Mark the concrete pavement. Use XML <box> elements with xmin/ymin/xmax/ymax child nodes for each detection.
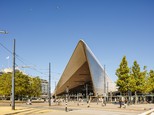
<box><xmin>0</xmin><ymin>102</ymin><xmax>153</xmax><ymax>115</ymax></box>
<box><xmin>0</xmin><ymin>106</ymin><xmax>55</xmax><ymax>115</ymax></box>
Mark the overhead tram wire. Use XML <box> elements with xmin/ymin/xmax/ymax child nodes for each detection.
<box><xmin>0</xmin><ymin>42</ymin><xmax>12</xmax><ymax>54</ymax></box>
<box><xmin>0</xmin><ymin>42</ymin><xmax>25</xmax><ymax>63</ymax></box>
<box><xmin>0</xmin><ymin>42</ymin><xmax>62</xmax><ymax>80</ymax></box>
<box><xmin>0</xmin><ymin>41</ymin><xmax>61</xmax><ymax>93</ymax></box>
<box><xmin>0</xmin><ymin>42</ymin><xmax>28</xmax><ymax>67</ymax></box>
<box><xmin>12</xmin><ymin>48</ymin><xmax>62</xmax><ymax>77</ymax></box>
<box><xmin>14</xmin><ymin>54</ymin><xmax>50</xmax><ymax>76</ymax></box>
<box><xmin>0</xmin><ymin>42</ymin><xmax>48</xmax><ymax>76</ymax></box>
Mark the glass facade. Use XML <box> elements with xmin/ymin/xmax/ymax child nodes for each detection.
<box><xmin>85</xmin><ymin>42</ymin><xmax>115</xmax><ymax>95</ymax></box>
<box><xmin>85</xmin><ymin>45</ymin><xmax>105</xmax><ymax>95</ymax></box>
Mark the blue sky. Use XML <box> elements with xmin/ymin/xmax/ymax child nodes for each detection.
<box><xmin>0</xmin><ymin>0</ymin><xmax>154</xmax><ymax>92</ymax></box>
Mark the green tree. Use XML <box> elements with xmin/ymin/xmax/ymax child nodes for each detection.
<box><xmin>29</xmin><ymin>77</ymin><xmax>41</xmax><ymax>97</ymax></box>
<box><xmin>148</xmin><ymin>70</ymin><xmax>154</xmax><ymax>93</ymax></box>
<box><xmin>116</xmin><ymin>56</ymin><xmax>130</xmax><ymax>94</ymax></box>
<box><xmin>140</xmin><ymin>66</ymin><xmax>148</xmax><ymax>94</ymax></box>
<box><xmin>15</xmin><ymin>72</ymin><xmax>31</xmax><ymax>99</ymax></box>
<box><xmin>131</xmin><ymin>61</ymin><xmax>146</xmax><ymax>93</ymax></box>
<box><xmin>127</xmin><ymin>68</ymin><xmax>136</xmax><ymax>93</ymax></box>
<box><xmin>0</xmin><ymin>72</ymin><xmax>42</xmax><ymax>99</ymax></box>
<box><xmin>131</xmin><ymin>61</ymin><xmax>147</xmax><ymax>104</ymax></box>
<box><xmin>0</xmin><ymin>73</ymin><xmax>12</xmax><ymax>97</ymax></box>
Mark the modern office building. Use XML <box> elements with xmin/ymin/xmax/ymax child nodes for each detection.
<box><xmin>54</xmin><ymin>40</ymin><xmax>116</xmax><ymax>96</ymax></box>
<box><xmin>41</xmin><ymin>79</ymin><xmax>48</xmax><ymax>97</ymax></box>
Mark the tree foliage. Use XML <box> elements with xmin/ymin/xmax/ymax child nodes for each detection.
<box><xmin>132</xmin><ymin>61</ymin><xmax>141</xmax><ymax>93</ymax></box>
<box><xmin>0</xmin><ymin>71</ymin><xmax>42</xmax><ymax>98</ymax></box>
<box><xmin>116</xmin><ymin>56</ymin><xmax>130</xmax><ymax>93</ymax></box>
<box><xmin>116</xmin><ymin>56</ymin><xmax>153</xmax><ymax>95</ymax></box>
<box><xmin>29</xmin><ymin>77</ymin><xmax>41</xmax><ymax>97</ymax></box>
<box><xmin>129</xmin><ymin>61</ymin><xmax>147</xmax><ymax>94</ymax></box>
<box><xmin>148</xmin><ymin>70</ymin><xmax>154</xmax><ymax>93</ymax></box>
<box><xmin>15</xmin><ymin>72</ymin><xmax>31</xmax><ymax>98</ymax></box>
<box><xmin>0</xmin><ymin>73</ymin><xmax>12</xmax><ymax>96</ymax></box>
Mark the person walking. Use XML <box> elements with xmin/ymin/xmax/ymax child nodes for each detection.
<box><xmin>119</xmin><ymin>97</ymin><xmax>122</xmax><ymax>108</ymax></box>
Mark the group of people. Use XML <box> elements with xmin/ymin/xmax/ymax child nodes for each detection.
<box><xmin>52</xmin><ymin>96</ymin><xmax>129</xmax><ymax>108</ymax></box>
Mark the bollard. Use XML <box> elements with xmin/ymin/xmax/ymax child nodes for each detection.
<box><xmin>101</xmin><ymin>98</ymin><xmax>104</xmax><ymax>107</ymax></box>
<box><xmin>104</xmin><ymin>101</ymin><xmax>106</xmax><ymax>106</ymax></box>
<box><xmin>101</xmin><ymin>100</ymin><xmax>104</xmax><ymax>107</ymax></box>
<box><xmin>87</xmin><ymin>100</ymin><xmax>90</xmax><ymax>108</ymax></box>
<box><xmin>65</xmin><ymin>101</ymin><xmax>67</xmax><ymax>112</ymax></box>
<box><xmin>77</xmin><ymin>101</ymin><xmax>79</xmax><ymax>106</ymax></box>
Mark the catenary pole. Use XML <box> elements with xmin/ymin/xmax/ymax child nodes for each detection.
<box><xmin>49</xmin><ymin>62</ymin><xmax>51</xmax><ymax>106</ymax></box>
<box><xmin>104</xmin><ymin>65</ymin><xmax>106</xmax><ymax>94</ymax></box>
<box><xmin>12</xmin><ymin>39</ymin><xmax>15</xmax><ymax>110</ymax></box>
<box><xmin>55</xmin><ymin>81</ymin><xmax>56</xmax><ymax>99</ymax></box>
<box><xmin>104</xmin><ymin>65</ymin><xmax>106</xmax><ymax>105</ymax></box>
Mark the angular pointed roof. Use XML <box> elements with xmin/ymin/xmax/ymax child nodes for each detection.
<box><xmin>55</xmin><ymin>40</ymin><xmax>116</xmax><ymax>96</ymax></box>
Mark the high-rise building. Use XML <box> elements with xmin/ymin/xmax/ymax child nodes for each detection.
<box><xmin>41</xmin><ymin>79</ymin><xmax>48</xmax><ymax>97</ymax></box>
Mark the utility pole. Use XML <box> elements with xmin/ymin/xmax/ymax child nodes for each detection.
<box><xmin>12</xmin><ymin>39</ymin><xmax>15</xmax><ymax>110</ymax></box>
<box><xmin>107</xmin><ymin>82</ymin><xmax>109</xmax><ymax>102</ymax></box>
<box><xmin>49</xmin><ymin>63</ymin><xmax>51</xmax><ymax>106</ymax></box>
<box><xmin>104</xmin><ymin>65</ymin><xmax>106</xmax><ymax>94</ymax></box>
<box><xmin>55</xmin><ymin>81</ymin><xmax>56</xmax><ymax>99</ymax></box>
<box><xmin>104</xmin><ymin>65</ymin><xmax>106</xmax><ymax>105</ymax></box>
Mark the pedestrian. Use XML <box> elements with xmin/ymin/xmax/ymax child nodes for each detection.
<box><xmin>104</xmin><ymin>97</ymin><xmax>106</xmax><ymax>106</ymax></box>
<box><xmin>97</xmin><ymin>93</ymin><xmax>99</xmax><ymax>105</ymax></box>
<box><xmin>101</xmin><ymin>97</ymin><xmax>104</xmax><ymax>106</ymax></box>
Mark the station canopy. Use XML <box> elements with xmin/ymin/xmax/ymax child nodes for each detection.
<box><xmin>54</xmin><ymin>40</ymin><xmax>116</xmax><ymax>96</ymax></box>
